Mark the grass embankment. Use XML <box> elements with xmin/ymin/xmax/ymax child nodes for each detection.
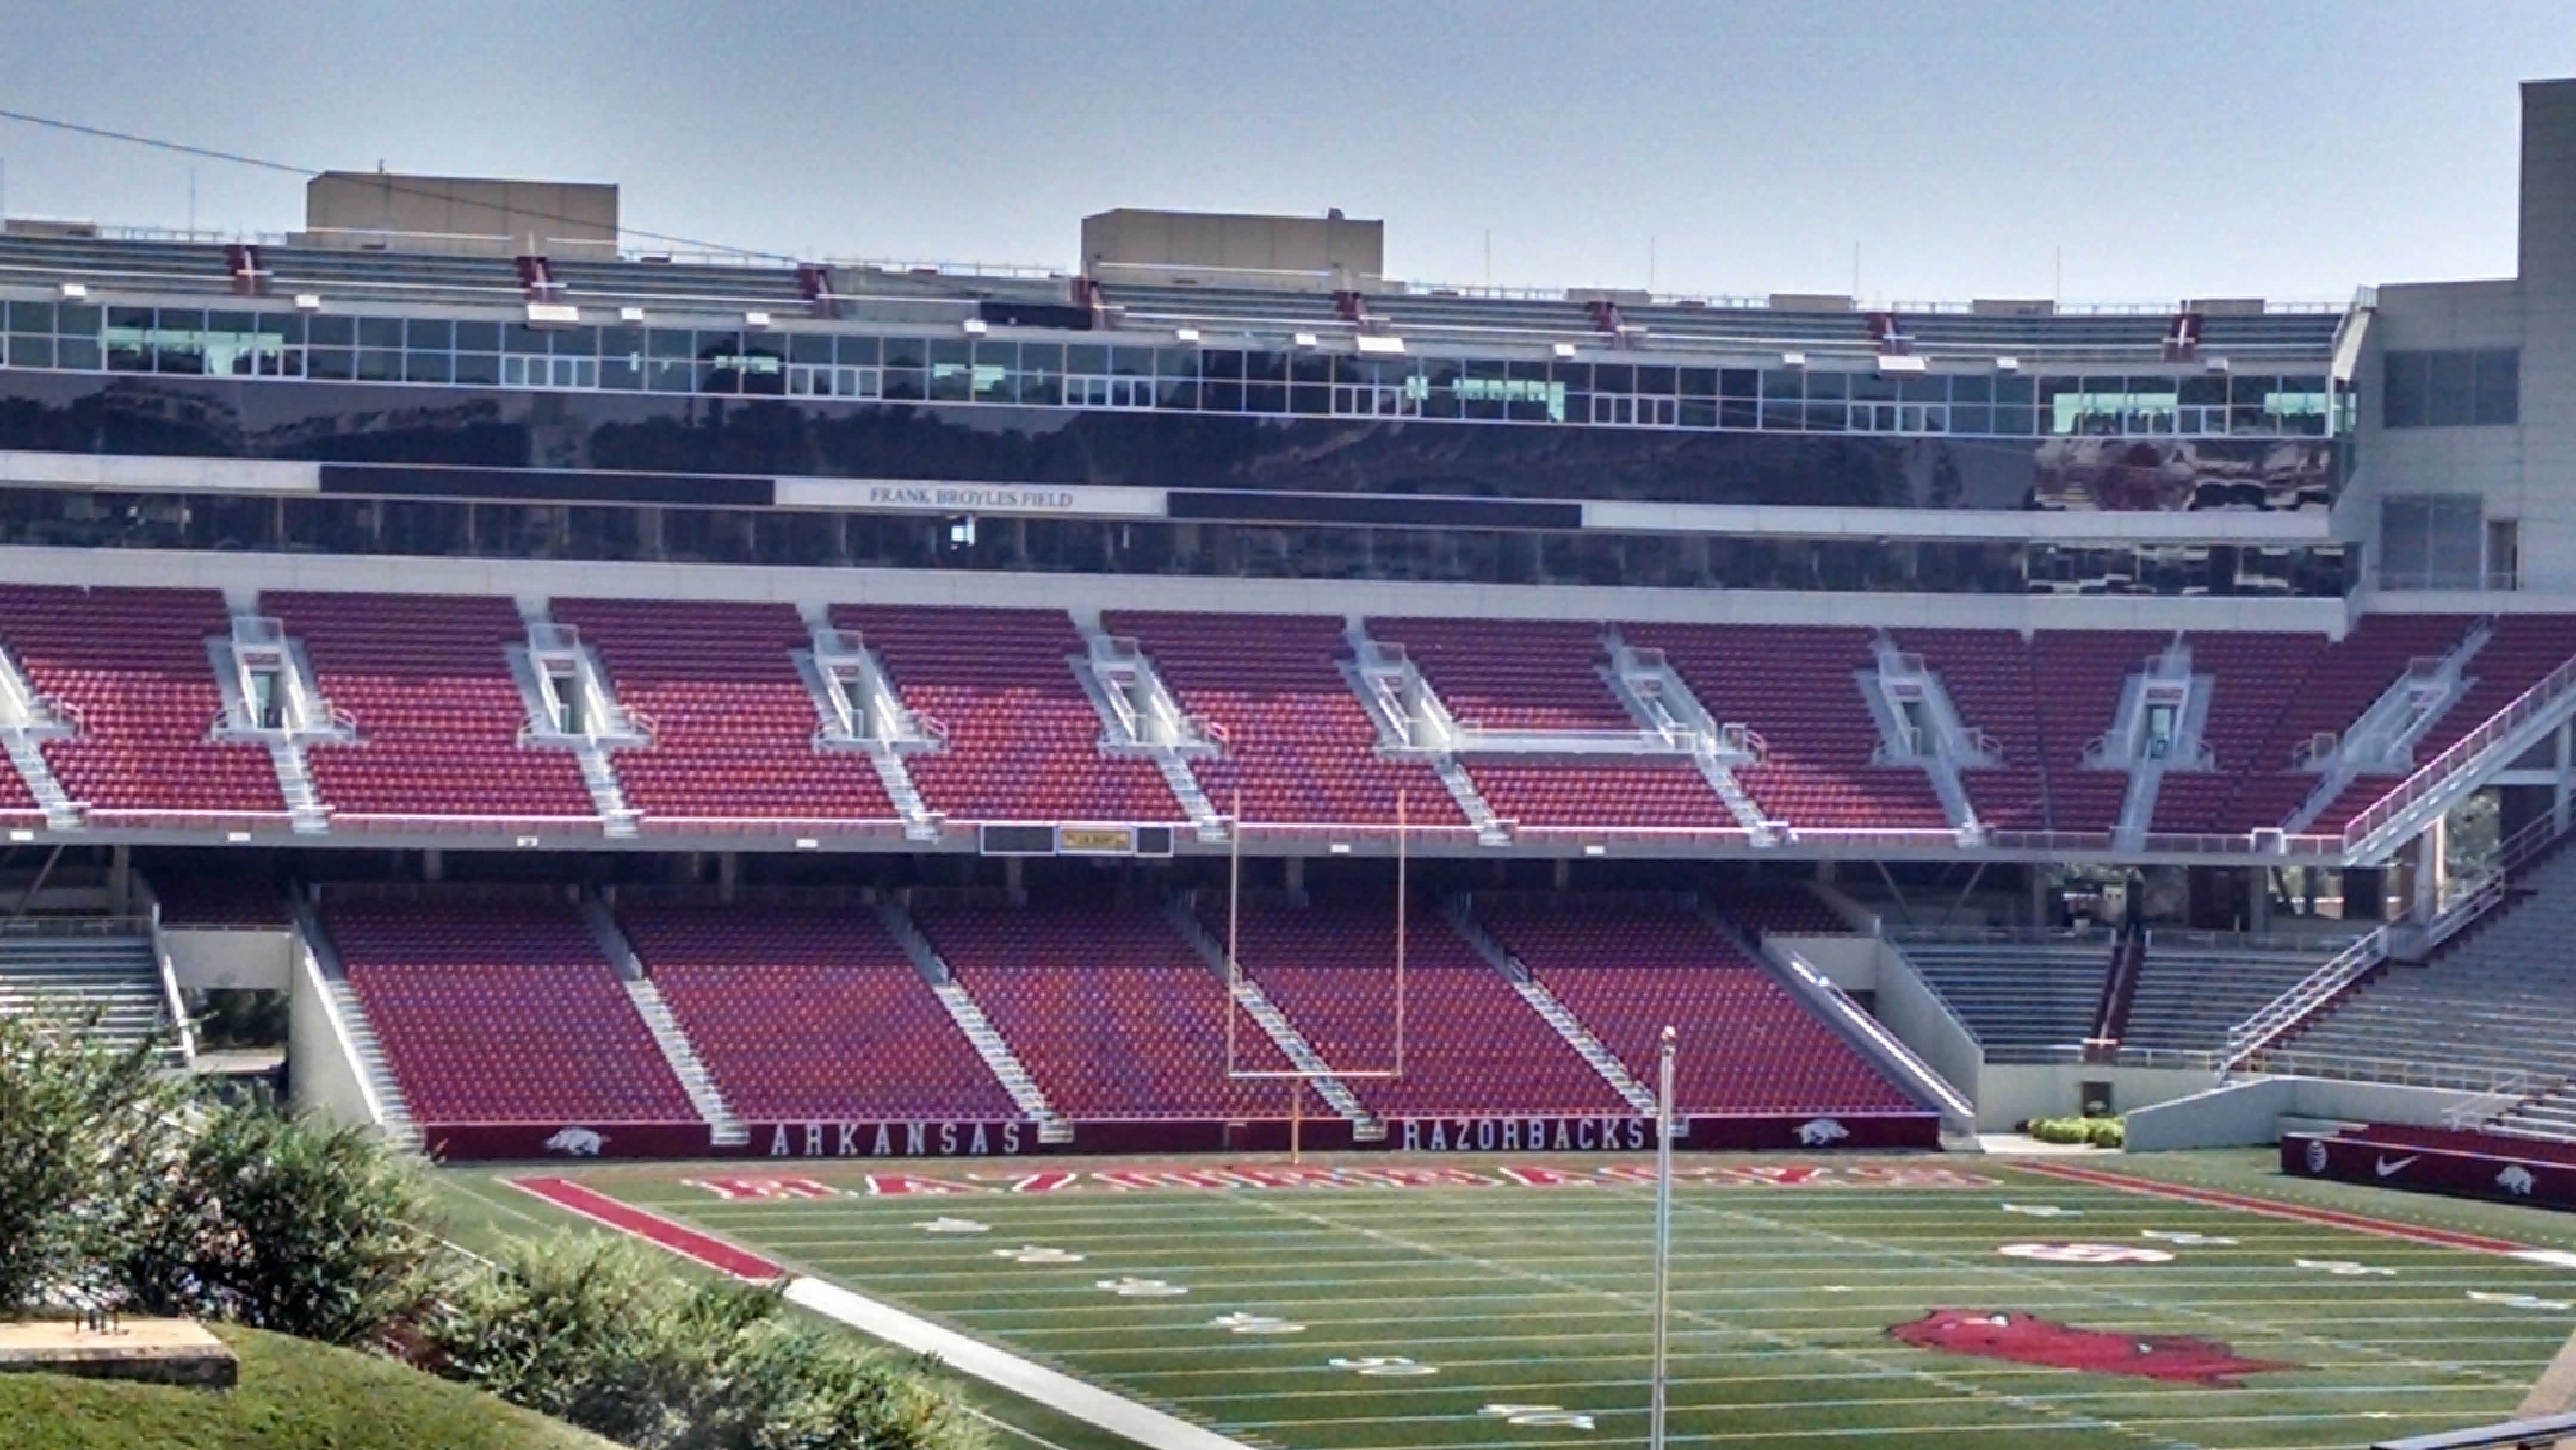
<box><xmin>2</xmin><ymin>1322</ymin><xmax>620</xmax><ymax>1450</ymax></box>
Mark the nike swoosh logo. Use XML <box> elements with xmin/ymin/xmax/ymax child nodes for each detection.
<box><xmin>2375</xmin><ymin>1155</ymin><xmax>2420</xmax><ymax>1177</ymax></box>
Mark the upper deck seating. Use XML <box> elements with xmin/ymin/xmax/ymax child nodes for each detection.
<box><xmin>1105</xmin><ymin>612</ymin><xmax>1463</xmax><ymax>828</ymax></box>
<box><xmin>0</xmin><ymin>585</ymin><xmax>283</xmax><ymax>818</ymax></box>
<box><xmin>834</xmin><ymin>607</ymin><xmax>1184</xmax><ymax>823</ymax></box>
<box><xmin>1894</xmin><ymin>628</ymin><xmax>2049</xmax><ymax>831</ymax></box>
<box><xmin>267</xmin><ymin>593</ymin><xmax>594</xmax><ymax>821</ymax></box>
<box><xmin>1623</xmin><ymin>625</ymin><xmax>1948</xmax><ymax>830</ymax></box>
<box><xmin>2147</xmin><ymin>633</ymin><xmax>2330</xmax><ymax>834</ymax></box>
<box><xmin>553</xmin><ymin>599</ymin><xmax>894</xmax><ymax>824</ymax></box>
<box><xmin>2028</xmin><ymin>631</ymin><xmax>2170</xmax><ymax>834</ymax></box>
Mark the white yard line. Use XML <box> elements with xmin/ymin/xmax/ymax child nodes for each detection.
<box><xmin>785</xmin><ymin>1277</ymin><xmax>1253</xmax><ymax>1450</ymax></box>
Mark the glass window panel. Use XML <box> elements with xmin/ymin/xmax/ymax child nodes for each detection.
<box><xmin>1950</xmin><ymin>405</ymin><xmax>1991</xmax><ymax>434</ymax></box>
<box><xmin>405</xmin><ymin>318</ymin><xmax>454</xmax><ymax>350</ymax></box>
<box><xmin>358</xmin><ymin>317</ymin><xmax>403</xmax><ymax>349</ymax></box>
<box><xmin>2472</xmin><ymin>349</ymin><xmax>2518</xmax><ymax>425</ymax></box>
<box><xmin>1760</xmin><ymin>368</ymin><xmax>1803</xmax><ymax>401</ymax></box>
<box><xmin>107</xmin><ymin>306</ymin><xmax>153</xmax><ymax>331</ymax></box>
<box><xmin>1063</xmin><ymin>343</ymin><xmax>1109</xmax><ymax>375</ymax></box>
<box><xmin>599</xmin><ymin>356</ymin><xmax>641</xmax><ymax>390</ymax></box>
<box><xmin>55</xmin><ymin>303</ymin><xmax>99</xmax><ymax>337</ymax></box>
<box><xmin>7</xmin><ymin>335</ymin><xmax>54</xmax><ymax>368</ymax></box>
<box><xmin>1111</xmin><ymin>346</ymin><xmax>1154</xmax><ymax>377</ymax></box>
<box><xmin>1679</xmin><ymin>367</ymin><xmax>1717</xmax><ymax>399</ymax></box>
<box><xmin>2383</xmin><ymin>350</ymin><xmax>2428</xmax><ymax>428</ymax></box>
<box><xmin>1719</xmin><ymin>397</ymin><xmax>1758</xmax><ymax>429</ymax></box>
<box><xmin>356</xmin><ymin>349</ymin><xmax>401</xmax><ymax>382</ymax></box>
<box><xmin>1018</xmin><ymin>341</ymin><xmax>1063</xmax><ymax>374</ymax></box>
<box><xmin>788</xmin><ymin>332</ymin><xmax>833</xmax><ymax>365</ymax></box>
<box><xmin>504</xmin><ymin>324</ymin><xmax>552</xmax><ymax>354</ymax></box>
<box><xmin>308</xmin><ymin>315</ymin><xmax>355</xmax><ymax>346</ymax></box>
<box><xmin>9</xmin><ymin>301</ymin><xmax>57</xmax><ymax>333</ymax></box>
<box><xmin>2426</xmin><ymin>351</ymin><xmax>2472</xmax><ymax>426</ymax></box>
<box><xmin>454</xmin><ymin>352</ymin><xmax>500</xmax><ymax>385</ymax></box>
<box><xmin>404</xmin><ymin>351</ymin><xmax>453</xmax><ymax>385</ymax></box>
<box><xmin>1850</xmin><ymin>372</ymin><xmax>1897</xmax><ymax>402</ymax></box>
<box><xmin>552</xmin><ymin>325</ymin><xmax>599</xmax><ymax>356</ymax></box>
<box><xmin>207</xmin><ymin>309</ymin><xmax>256</xmax><ymax>334</ymax></box>
<box><xmin>1948</xmin><ymin>374</ymin><xmax>1990</xmax><ymax>403</ymax></box>
<box><xmin>881</xmin><ymin>336</ymin><xmax>928</xmax><ymax>370</ymax></box>
<box><xmin>835</xmin><ymin>333</ymin><xmax>880</xmax><ymax>368</ymax></box>
<box><xmin>55</xmin><ymin>337</ymin><xmax>98</xmax><ymax>370</ymax></box>
<box><xmin>305</xmin><ymin>348</ymin><xmax>353</xmax><ymax>380</ymax></box>
<box><xmin>880</xmin><ymin>366</ymin><xmax>924</xmax><ymax>400</ymax></box>
<box><xmin>1157</xmin><ymin>346</ymin><xmax>1197</xmax><ymax>379</ymax></box>
<box><xmin>1634</xmin><ymin>365</ymin><xmax>1677</xmax><ymax>395</ymax></box>
<box><xmin>928</xmin><ymin>337</ymin><xmax>970</xmax><ymax>369</ymax></box>
<box><xmin>1995</xmin><ymin>405</ymin><xmax>2036</xmax><ymax>435</ymax></box>
<box><xmin>1592</xmin><ymin>364</ymin><xmax>1634</xmax><ymax>394</ymax></box>
<box><xmin>454</xmin><ymin>320</ymin><xmax>501</xmax><ymax>352</ymax></box>
<box><xmin>1802</xmin><ymin>370</ymin><xmax>1847</xmax><ymax>400</ymax></box>
<box><xmin>1720</xmin><ymin>367</ymin><xmax>1759</xmax><ymax>399</ymax></box>
<box><xmin>974</xmin><ymin>339</ymin><xmax>1018</xmax><ymax>374</ymax></box>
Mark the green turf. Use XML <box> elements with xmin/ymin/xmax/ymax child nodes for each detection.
<box><xmin>1</xmin><ymin>1322</ymin><xmax>620</xmax><ymax>1450</ymax></box>
<box><xmin>533</xmin><ymin>1153</ymin><xmax>2576</xmax><ymax>1450</ymax></box>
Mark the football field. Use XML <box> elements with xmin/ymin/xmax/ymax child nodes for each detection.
<box><xmin>442</xmin><ymin>1154</ymin><xmax>2576</xmax><ymax>1450</ymax></box>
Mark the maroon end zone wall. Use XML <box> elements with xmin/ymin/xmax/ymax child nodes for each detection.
<box><xmin>423</xmin><ymin>1111</ymin><xmax>1940</xmax><ymax>1164</ymax></box>
<box><xmin>2280</xmin><ymin>1131</ymin><xmax>2576</xmax><ymax>1213</ymax></box>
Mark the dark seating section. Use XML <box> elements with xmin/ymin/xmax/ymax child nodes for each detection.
<box><xmin>0</xmin><ymin>585</ymin><xmax>284</xmax><ymax>818</ymax></box>
<box><xmin>618</xmin><ymin>901</ymin><xmax>1012</xmax><ymax>1121</ymax></box>
<box><xmin>268</xmin><ymin>593</ymin><xmax>595</xmax><ymax>820</ymax></box>
<box><xmin>553</xmin><ymin>599</ymin><xmax>894</xmax><ymax>823</ymax></box>
<box><xmin>327</xmin><ymin>898</ymin><xmax>693</xmax><ymax>1125</ymax></box>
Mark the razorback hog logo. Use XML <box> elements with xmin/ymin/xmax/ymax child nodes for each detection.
<box><xmin>1794</xmin><ymin>1117</ymin><xmax>1850</xmax><ymax>1147</ymax></box>
<box><xmin>543</xmin><ymin>1127</ymin><xmax>606</xmax><ymax>1157</ymax></box>
<box><xmin>2498</xmin><ymin>1163</ymin><xmax>2537</xmax><ymax>1197</ymax></box>
<box><xmin>1888</xmin><ymin>1309</ymin><xmax>2296</xmax><ymax>1385</ymax></box>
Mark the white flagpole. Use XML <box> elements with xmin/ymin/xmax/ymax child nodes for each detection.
<box><xmin>1651</xmin><ymin>1024</ymin><xmax>1676</xmax><ymax>1450</ymax></box>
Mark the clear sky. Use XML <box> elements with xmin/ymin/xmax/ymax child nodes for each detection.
<box><xmin>0</xmin><ymin>0</ymin><xmax>2568</xmax><ymax>305</ymax></box>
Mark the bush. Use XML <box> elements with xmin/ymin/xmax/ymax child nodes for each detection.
<box><xmin>0</xmin><ymin>1010</ymin><xmax>190</xmax><ymax>1313</ymax></box>
<box><xmin>2024</xmin><ymin>1115</ymin><xmax>2125</xmax><ymax>1148</ymax></box>
<box><xmin>118</xmin><ymin>1093</ymin><xmax>444</xmax><ymax>1346</ymax></box>
<box><xmin>421</xmin><ymin>1233</ymin><xmax>978</xmax><ymax>1450</ymax></box>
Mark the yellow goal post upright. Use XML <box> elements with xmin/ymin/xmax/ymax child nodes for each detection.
<box><xmin>1219</xmin><ymin>790</ymin><xmax>1412</xmax><ymax>1161</ymax></box>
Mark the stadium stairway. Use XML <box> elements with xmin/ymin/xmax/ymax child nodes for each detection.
<box><xmin>2116</xmin><ymin>934</ymin><xmax>2352</xmax><ymax>1059</ymax></box>
<box><xmin>580</xmin><ymin>895</ymin><xmax>748</xmax><ymax>1147</ymax></box>
<box><xmin>1439</xmin><ymin>897</ymin><xmax>1658</xmax><ymax>1114</ymax></box>
<box><xmin>1890</xmin><ymin>931</ymin><xmax>2116</xmax><ymax>1061</ymax></box>
<box><xmin>0</xmin><ymin>929</ymin><xmax>170</xmax><ymax>1055</ymax></box>
<box><xmin>2491</xmin><ymin>1079</ymin><xmax>2576</xmax><ymax>1144</ymax></box>
<box><xmin>872</xmin><ymin>896</ymin><xmax>1072</xmax><ymax>1142</ymax></box>
<box><xmin>1162</xmin><ymin>897</ymin><xmax>1386</xmax><ymax>1138</ymax></box>
<box><xmin>286</xmin><ymin>897</ymin><xmax>420</xmax><ymax>1150</ymax></box>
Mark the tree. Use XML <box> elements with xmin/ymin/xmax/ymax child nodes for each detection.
<box><xmin>0</xmin><ymin>1010</ymin><xmax>188</xmax><ymax>1314</ymax></box>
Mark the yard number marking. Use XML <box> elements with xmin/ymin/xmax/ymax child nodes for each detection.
<box><xmin>914</xmin><ymin>1217</ymin><xmax>990</xmax><ymax>1234</ymax></box>
<box><xmin>2000</xmin><ymin>1203</ymin><xmax>2083</xmax><ymax>1217</ymax></box>
<box><xmin>2142</xmin><ymin>1230</ymin><xmax>2237</xmax><ymax>1246</ymax></box>
<box><xmin>1329</xmin><ymin>1355</ymin><xmax>1438</xmax><ymax>1377</ymax></box>
<box><xmin>1209</xmin><ymin>1312</ymin><xmax>1305</xmax><ymax>1334</ymax></box>
<box><xmin>993</xmin><ymin>1245</ymin><xmax>1085</xmax><ymax>1265</ymax></box>
<box><xmin>2295</xmin><ymin>1258</ymin><xmax>2395</xmax><ymax>1277</ymax></box>
<box><xmin>2467</xmin><ymin>1290</ymin><xmax>2573</xmax><ymax>1310</ymax></box>
<box><xmin>1097</xmin><ymin>1277</ymin><xmax>1189</xmax><ymax>1297</ymax></box>
<box><xmin>1482</xmin><ymin>1403</ymin><xmax>1596</xmax><ymax>1430</ymax></box>
<box><xmin>1997</xmin><ymin>1243</ymin><xmax>2176</xmax><ymax>1265</ymax></box>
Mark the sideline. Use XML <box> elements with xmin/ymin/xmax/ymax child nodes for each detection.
<box><xmin>2012</xmin><ymin>1160</ymin><xmax>2535</xmax><ymax>1254</ymax></box>
<box><xmin>510</xmin><ymin>1174</ymin><xmax>1249</xmax><ymax>1450</ymax></box>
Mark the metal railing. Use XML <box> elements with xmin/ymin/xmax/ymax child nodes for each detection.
<box><xmin>2339</xmin><ymin>650</ymin><xmax>2576</xmax><ymax>853</ymax></box>
<box><xmin>2219</xmin><ymin>925</ymin><xmax>2391</xmax><ymax>1068</ymax></box>
<box><xmin>2235</xmin><ymin>1049</ymin><xmax>2537</xmax><ymax>1093</ymax></box>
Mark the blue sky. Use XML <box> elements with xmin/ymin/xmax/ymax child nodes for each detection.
<box><xmin>0</xmin><ymin>0</ymin><xmax>2568</xmax><ymax>303</ymax></box>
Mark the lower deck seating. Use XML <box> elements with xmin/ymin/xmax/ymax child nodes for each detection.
<box><xmin>1217</xmin><ymin>898</ymin><xmax>1626</xmax><ymax>1118</ymax></box>
<box><xmin>913</xmin><ymin>896</ymin><xmax>1291</xmax><ymax>1119</ymax></box>
<box><xmin>2284</xmin><ymin>847</ymin><xmax>2576</xmax><ymax>1082</ymax></box>
<box><xmin>618</xmin><ymin>902</ymin><xmax>1015</xmax><ymax>1121</ymax></box>
<box><xmin>1466</xmin><ymin>761</ymin><xmax>1730</xmax><ymax>828</ymax></box>
<box><xmin>0</xmin><ymin>935</ymin><xmax>166</xmax><ymax>1052</ymax></box>
<box><xmin>1479</xmin><ymin>899</ymin><xmax>1915</xmax><ymax>1116</ymax></box>
<box><xmin>328</xmin><ymin>899</ymin><xmax>694</xmax><ymax>1125</ymax></box>
<box><xmin>1895</xmin><ymin>937</ymin><xmax>2113</xmax><ymax>1058</ymax></box>
<box><xmin>2116</xmin><ymin>938</ymin><xmax>2349</xmax><ymax>1054</ymax></box>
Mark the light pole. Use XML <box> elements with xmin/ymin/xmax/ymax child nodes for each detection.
<box><xmin>1651</xmin><ymin>1024</ymin><xmax>1675</xmax><ymax>1450</ymax></box>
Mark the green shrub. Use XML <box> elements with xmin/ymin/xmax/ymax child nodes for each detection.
<box><xmin>0</xmin><ymin>1010</ymin><xmax>190</xmax><ymax>1313</ymax></box>
<box><xmin>118</xmin><ymin>1095</ymin><xmax>444</xmax><ymax>1346</ymax></box>
<box><xmin>422</xmin><ymin>1232</ymin><xmax>978</xmax><ymax>1450</ymax></box>
<box><xmin>2023</xmin><ymin>1115</ymin><xmax>2125</xmax><ymax>1147</ymax></box>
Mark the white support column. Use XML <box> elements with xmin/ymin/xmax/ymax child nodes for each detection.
<box><xmin>2412</xmin><ymin>814</ymin><xmax>2447</xmax><ymax>921</ymax></box>
<box><xmin>422</xmin><ymin>848</ymin><xmax>444</xmax><ymax>882</ymax></box>
<box><xmin>717</xmin><ymin>852</ymin><xmax>739</xmax><ymax>904</ymax></box>
<box><xmin>108</xmin><ymin>844</ymin><xmax>131</xmax><ymax>916</ymax></box>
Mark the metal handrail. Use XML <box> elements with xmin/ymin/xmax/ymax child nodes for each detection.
<box><xmin>2220</xmin><ymin>925</ymin><xmax>2389</xmax><ymax>1068</ymax></box>
<box><xmin>2341</xmin><ymin>650</ymin><xmax>2576</xmax><ymax>852</ymax></box>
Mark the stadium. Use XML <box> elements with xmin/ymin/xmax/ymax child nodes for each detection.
<box><xmin>7</xmin><ymin>69</ymin><xmax>2576</xmax><ymax>1450</ymax></box>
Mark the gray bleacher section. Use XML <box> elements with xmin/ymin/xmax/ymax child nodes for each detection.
<box><xmin>2283</xmin><ymin>845</ymin><xmax>2576</xmax><ymax>1090</ymax></box>
<box><xmin>2117</xmin><ymin>935</ymin><xmax>2352</xmax><ymax>1057</ymax></box>
<box><xmin>1888</xmin><ymin>932</ymin><xmax>2111</xmax><ymax>1061</ymax></box>
<box><xmin>0</xmin><ymin>930</ymin><xmax>168</xmax><ymax>1053</ymax></box>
